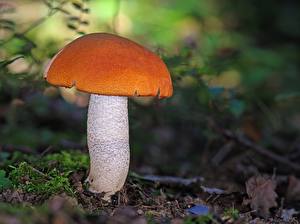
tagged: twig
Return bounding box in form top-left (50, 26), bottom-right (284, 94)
top-left (39, 145), bottom-right (54, 157)
top-left (211, 141), bottom-right (234, 166)
top-left (0, 0), bottom-right (69, 47)
top-left (216, 128), bottom-right (300, 171)
top-left (132, 173), bottom-right (204, 187)
top-left (201, 186), bottom-right (225, 195)
top-left (29, 165), bottom-right (53, 180)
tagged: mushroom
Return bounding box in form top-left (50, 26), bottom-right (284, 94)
top-left (44, 33), bottom-right (173, 200)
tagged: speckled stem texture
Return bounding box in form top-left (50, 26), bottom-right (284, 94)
top-left (87, 94), bottom-right (129, 200)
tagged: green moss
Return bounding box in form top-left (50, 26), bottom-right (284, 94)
top-left (41, 150), bottom-right (89, 171)
top-left (7, 151), bottom-right (88, 196)
top-left (145, 211), bottom-right (156, 224)
top-left (9, 162), bottom-right (72, 196)
top-left (0, 151), bottom-right (36, 168)
top-left (184, 214), bottom-right (214, 224)
top-left (223, 207), bottom-right (240, 220)
top-left (0, 169), bottom-right (12, 190)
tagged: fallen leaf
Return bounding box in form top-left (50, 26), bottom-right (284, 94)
top-left (245, 176), bottom-right (278, 218)
top-left (286, 175), bottom-right (300, 201)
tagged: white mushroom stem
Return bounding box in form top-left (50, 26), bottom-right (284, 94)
top-left (86, 94), bottom-right (129, 200)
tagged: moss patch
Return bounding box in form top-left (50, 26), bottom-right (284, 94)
top-left (3, 151), bottom-right (89, 197)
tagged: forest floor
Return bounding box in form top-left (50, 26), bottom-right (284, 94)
top-left (0, 147), bottom-right (299, 224)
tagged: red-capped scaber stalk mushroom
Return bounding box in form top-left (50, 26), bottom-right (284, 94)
top-left (44, 33), bottom-right (173, 200)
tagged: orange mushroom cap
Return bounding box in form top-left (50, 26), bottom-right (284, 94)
top-left (45, 33), bottom-right (173, 98)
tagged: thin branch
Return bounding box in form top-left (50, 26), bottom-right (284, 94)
top-left (211, 141), bottom-right (234, 166)
top-left (39, 145), bottom-right (54, 157)
top-left (0, 0), bottom-right (69, 47)
top-left (216, 127), bottom-right (300, 171)
top-left (29, 164), bottom-right (53, 180)
top-left (132, 173), bottom-right (204, 187)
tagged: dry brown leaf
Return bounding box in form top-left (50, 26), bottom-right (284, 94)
top-left (245, 176), bottom-right (278, 218)
top-left (286, 175), bottom-right (300, 201)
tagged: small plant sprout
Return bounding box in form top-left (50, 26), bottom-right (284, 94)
top-left (44, 33), bottom-right (173, 200)
top-left (223, 207), bottom-right (240, 221)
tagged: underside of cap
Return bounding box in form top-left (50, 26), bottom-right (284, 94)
top-left (45, 33), bottom-right (173, 98)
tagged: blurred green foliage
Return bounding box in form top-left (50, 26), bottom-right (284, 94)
top-left (0, 0), bottom-right (299, 174)
top-left (223, 207), bottom-right (240, 221)
top-left (0, 170), bottom-right (12, 190)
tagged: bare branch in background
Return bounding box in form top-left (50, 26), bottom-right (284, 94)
top-left (213, 126), bottom-right (300, 171)
top-left (0, 0), bottom-right (69, 47)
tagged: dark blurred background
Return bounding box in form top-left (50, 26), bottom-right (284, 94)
top-left (0, 0), bottom-right (299, 186)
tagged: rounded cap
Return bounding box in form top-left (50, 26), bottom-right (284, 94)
top-left (45, 33), bottom-right (173, 98)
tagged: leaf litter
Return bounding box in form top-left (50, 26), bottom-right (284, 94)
top-left (0, 151), bottom-right (299, 223)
